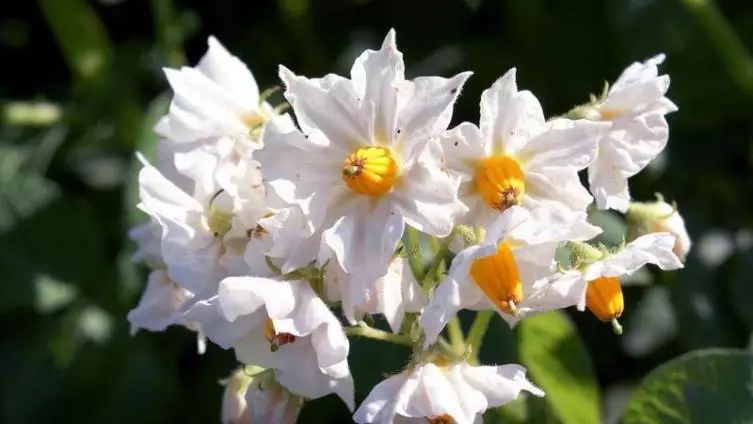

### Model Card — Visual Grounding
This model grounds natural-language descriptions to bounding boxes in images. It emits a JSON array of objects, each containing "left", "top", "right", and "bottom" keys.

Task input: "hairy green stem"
[
  {"left": 446, "top": 316, "right": 466, "bottom": 354},
  {"left": 403, "top": 227, "right": 426, "bottom": 282},
  {"left": 345, "top": 322, "right": 414, "bottom": 346},
  {"left": 466, "top": 310, "right": 494, "bottom": 365}
]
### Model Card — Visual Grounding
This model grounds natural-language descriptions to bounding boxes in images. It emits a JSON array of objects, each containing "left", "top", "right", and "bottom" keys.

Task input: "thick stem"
[
  {"left": 345, "top": 322, "right": 414, "bottom": 346},
  {"left": 466, "top": 310, "right": 494, "bottom": 365}
]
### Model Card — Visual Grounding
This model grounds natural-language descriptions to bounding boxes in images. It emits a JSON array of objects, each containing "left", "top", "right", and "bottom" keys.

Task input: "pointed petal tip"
[{"left": 382, "top": 28, "right": 397, "bottom": 49}]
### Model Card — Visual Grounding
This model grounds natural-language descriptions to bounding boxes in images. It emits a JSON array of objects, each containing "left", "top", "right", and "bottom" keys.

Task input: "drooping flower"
[
  {"left": 518, "top": 233, "right": 683, "bottom": 331},
  {"left": 626, "top": 197, "right": 691, "bottom": 262},
  {"left": 581, "top": 55, "right": 678, "bottom": 212},
  {"left": 325, "top": 256, "right": 427, "bottom": 333},
  {"left": 183, "top": 276, "right": 355, "bottom": 410},
  {"left": 439, "top": 68, "right": 609, "bottom": 229},
  {"left": 257, "top": 29, "right": 470, "bottom": 286},
  {"left": 420, "top": 206, "right": 601, "bottom": 345},
  {"left": 352, "top": 360, "right": 543, "bottom": 424}
]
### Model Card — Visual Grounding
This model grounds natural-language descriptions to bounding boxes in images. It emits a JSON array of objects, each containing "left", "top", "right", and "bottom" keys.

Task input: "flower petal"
[{"left": 583, "top": 233, "right": 683, "bottom": 280}]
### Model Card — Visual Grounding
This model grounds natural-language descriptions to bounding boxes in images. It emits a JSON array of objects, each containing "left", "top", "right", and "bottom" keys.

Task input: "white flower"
[
  {"left": 421, "top": 206, "right": 601, "bottom": 345},
  {"left": 627, "top": 198, "right": 691, "bottom": 261},
  {"left": 126, "top": 269, "right": 193, "bottom": 334},
  {"left": 183, "top": 276, "right": 355, "bottom": 410},
  {"left": 525, "top": 233, "right": 683, "bottom": 328},
  {"left": 352, "top": 361, "right": 543, "bottom": 424},
  {"left": 257, "top": 29, "right": 470, "bottom": 286},
  {"left": 326, "top": 256, "right": 427, "bottom": 333},
  {"left": 155, "top": 36, "right": 282, "bottom": 144},
  {"left": 136, "top": 153, "right": 227, "bottom": 294},
  {"left": 586, "top": 54, "right": 678, "bottom": 212},
  {"left": 439, "top": 68, "right": 609, "bottom": 228}
]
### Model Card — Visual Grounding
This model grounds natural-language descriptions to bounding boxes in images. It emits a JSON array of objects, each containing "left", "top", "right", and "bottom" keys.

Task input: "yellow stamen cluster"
[
  {"left": 469, "top": 241, "right": 523, "bottom": 315},
  {"left": 585, "top": 276, "right": 624, "bottom": 334},
  {"left": 475, "top": 156, "right": 525, "bottom": 211},
  {"left": 342, "top": 146, "right": 399, "bottom": 196}
]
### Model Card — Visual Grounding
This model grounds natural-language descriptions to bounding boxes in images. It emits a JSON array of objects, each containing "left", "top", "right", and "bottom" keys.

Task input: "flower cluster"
[{"left": 127, "top": 30, "right": 690, "bottom": 423}]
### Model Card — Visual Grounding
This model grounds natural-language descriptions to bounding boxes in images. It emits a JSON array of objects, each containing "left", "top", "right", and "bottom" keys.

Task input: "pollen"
[
  {"left": 469, "top": 241, "right": 523, "bottom": 315},
  {"left": 342, "top": 146, "right": 399, "bottom": 196},
  {"left": 475, "top": 155, "right": 525, "bottom": 211},
  {"left": 585, "top": 276, "right": 624, "bottom": 334},
  {"left": 264, "top": 318, "right": 296, "bottom": 352},
  {"left": 427, "top": 414, "right": 455, "bottom": 424}
]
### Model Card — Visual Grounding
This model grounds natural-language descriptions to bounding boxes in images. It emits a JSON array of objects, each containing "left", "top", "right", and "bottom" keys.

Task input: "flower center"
[
  {"left": 342, "top": 146, "right": 399, "bottom": 196},
  {"left": 469, "top": 241, "right": 523, "bottom": 315},
  {"left": 264, "top": 318, "right": 296, "bottom": 352},
  {"left": 475, "top": 156, "right": 525, "bottom": 211},
  {"left": 427, "top": 414, "right": 455, "bottom": 424},
  {"left": 586, "top": 276, "right": 624, "bottom": 333}
]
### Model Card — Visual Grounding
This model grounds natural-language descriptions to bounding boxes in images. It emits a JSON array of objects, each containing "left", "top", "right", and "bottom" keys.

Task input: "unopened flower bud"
[
  {"left": 585, "top": 276, "right": 624, "bottom": 334},
  {"left": 568, "top": 241, "right": 606, "bottom": 269},
  {"left": 627, "top": 197, "right": 691, "bottom": 262}
]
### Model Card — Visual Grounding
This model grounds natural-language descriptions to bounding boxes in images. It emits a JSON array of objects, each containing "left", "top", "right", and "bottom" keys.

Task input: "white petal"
[
  {"left": 391, "top": 144, "right": 466, "bottom": 237},
  {"left": 197, "top": 36, "right": 260, "bottom": 107},
  {"left": 479, "top": 68, "right": 547, "bottom": 156},
  {"left": 279, "top": 65, "right": 369, "bottom": 152},
  {"left": 402, "top": 365, "right": 468, "bottom": 423},
  {"left": 518, "top": 119, "right": 606, "bottom": 171},
  {"left": 419, "top": 247, "right": 489, "bottom": 347},
  {"left": 395, "top": 72, "right": 472, "bottom": 160},
  {"left": 460, "top": 363, "right": 545, "bottom": 405},
  {"left": 127, "top": 270, "right": 188, "bottom": 334},
  {"left": 353, "top": 372, "right": 408, "bottom": 423},
  {"left": 217, "top": 277, "right": 297, "bottom": 321},
  {"left": 583, "top": 233, "right": 683, "bottom": 280},
  {"left": 524, "top": 168, "right": 594, "bottom": 213},
  {"left": 439, "top": 122, "right": 487, "bottom": 181},
  {"left": 182, "top": 296, "right": 264, "bottom": 349},
  {"left": 323, "top": 197, "right": 404, "bottom": 283},
  {"left": 350, "top": 29, "right": 405, "bottom": 144}
]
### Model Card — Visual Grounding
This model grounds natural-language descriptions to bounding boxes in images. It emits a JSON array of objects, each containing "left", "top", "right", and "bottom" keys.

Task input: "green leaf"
[
  {"left": 518, "top": 311, "right": 600, "bottom": 424},
  {"left": 621, "top": 348, "right": 753, "bottom": 424},
  {"left": 38, "top": 0, "right": 111, "bottom": 86}
]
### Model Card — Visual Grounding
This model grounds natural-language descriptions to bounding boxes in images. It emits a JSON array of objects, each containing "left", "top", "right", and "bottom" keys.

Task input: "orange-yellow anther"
[
  {"left": 469, "top": 241, "right": 523, "bottom": 315},
  {"left": 264, "top": 318, "right": 296, "bottom": 352},
  {"left": 342, "top": 146, "right": 399, "bottom": 196},
  {"left": 427, "top": 414, "right": 455, "bottom": 424},
  {"left": 475, "top": 156, "right": 525, "bottom": 211},
  {"left": 586, "top": 276, "right": 624, "bottom": 328}
]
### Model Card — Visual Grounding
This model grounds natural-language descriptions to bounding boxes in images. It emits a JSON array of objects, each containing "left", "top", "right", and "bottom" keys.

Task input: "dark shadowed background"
[{"left": 2, "top": 0, "right": 753, "bottom": 423}]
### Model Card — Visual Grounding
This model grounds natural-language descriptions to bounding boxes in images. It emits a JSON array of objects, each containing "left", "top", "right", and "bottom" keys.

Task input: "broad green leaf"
[
  {"left": 518, "top": 311, "right": 600, "bottom": 424},
  {"left": 621, "top": 348, "right": 753, "bottom": 424},
  {"left": 38, "top": 0, "right": 111, "bottom": 85}
]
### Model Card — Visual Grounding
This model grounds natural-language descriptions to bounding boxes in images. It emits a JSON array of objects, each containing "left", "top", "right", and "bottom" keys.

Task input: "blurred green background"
[{"left": 3, "top": 0, "right": 753, "bottom": 423}]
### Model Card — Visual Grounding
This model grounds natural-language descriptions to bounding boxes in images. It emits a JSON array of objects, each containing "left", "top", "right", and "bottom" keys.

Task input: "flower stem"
[
  {"left": 403, "top": 226, "right": 426, "bottom": 282},
  {"left": 345, "top": 322, "right": 414, "bottom": 346},
  {"left": 446, "top": 316, "right": 465, "bottom": 354},
  {"left": 422, "top": 232, "right": 454, "bottom": 286},
  {"left": 466, "top": 310, "right": 494, "bottom": 365}
]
